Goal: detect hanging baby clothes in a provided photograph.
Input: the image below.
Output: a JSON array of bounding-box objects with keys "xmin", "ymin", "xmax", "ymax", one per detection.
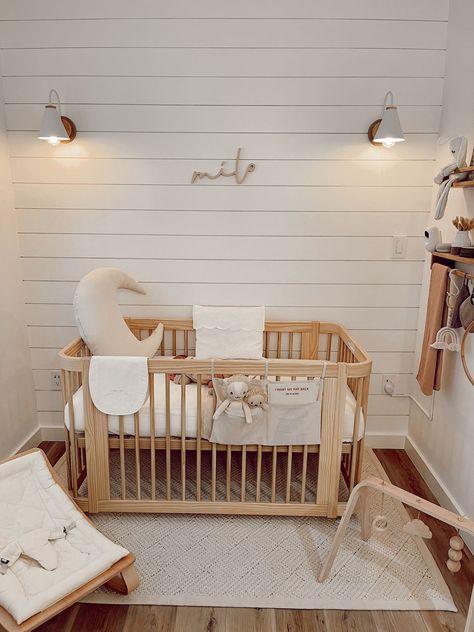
[{"xmin": 452, "ymin": 278, "xmax": 470, "ymax": 329}]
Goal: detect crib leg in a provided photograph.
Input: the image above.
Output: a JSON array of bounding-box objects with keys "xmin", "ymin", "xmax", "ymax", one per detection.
[{"xmin": 105, "ymin": 564, "xmax": 139, "ymax": 595}]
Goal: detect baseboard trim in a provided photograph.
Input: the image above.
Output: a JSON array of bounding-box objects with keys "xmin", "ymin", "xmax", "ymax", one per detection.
[
  {"xmin": 365, "ymin": 433, "xmax": 406, "ymax": 449},
  {"xmin": 14, "ymin": 426, "xmax": 43, "ymax": 454},
  {"xmin": 406, "ymin": 434, "xmax": 473, "ymax": 553},
  {"xmin": 39, "ymin": 425, "xmax": 65, "ymax": 442}
]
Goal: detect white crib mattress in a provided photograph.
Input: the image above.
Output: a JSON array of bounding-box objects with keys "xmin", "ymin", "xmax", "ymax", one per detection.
[{"xmin": 65, "ymin": 373, "xmax": 365, "ymax": 443}]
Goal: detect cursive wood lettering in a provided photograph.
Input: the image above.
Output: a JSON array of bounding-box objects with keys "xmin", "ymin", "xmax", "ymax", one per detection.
[{"xmin": 191, "ymin": 148, "xmax": 256, "ymax": 184}]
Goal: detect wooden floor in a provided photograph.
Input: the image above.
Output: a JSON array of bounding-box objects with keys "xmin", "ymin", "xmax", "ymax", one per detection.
[{"xmin": 31, "ymin": 442, "xmax": 472, "ymax": 632}]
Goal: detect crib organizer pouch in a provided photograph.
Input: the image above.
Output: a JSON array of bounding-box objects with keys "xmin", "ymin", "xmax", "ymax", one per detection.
[
  {"xmin": 210, "ymin": 362, "xmax": 326, "ymax": 446},
  {"xmin": 59, "ymin": 319, "xmax": 371, "ymax": 518}
]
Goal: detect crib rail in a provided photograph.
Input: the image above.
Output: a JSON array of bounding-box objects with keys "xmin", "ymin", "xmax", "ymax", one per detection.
[{"xmin": 59, "ymin": 319, "xmax": 370, "ymax": 517}]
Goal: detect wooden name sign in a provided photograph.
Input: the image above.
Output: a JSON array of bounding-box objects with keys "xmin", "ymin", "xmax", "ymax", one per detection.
[{"xmin": 191, "ymin": 148, "xmax": 256, "ymax": 184}]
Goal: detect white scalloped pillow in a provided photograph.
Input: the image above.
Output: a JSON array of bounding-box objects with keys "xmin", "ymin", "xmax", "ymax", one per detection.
[{"xmin": 193, "ymin": 305, "xmax": 265, "ymax": 359}]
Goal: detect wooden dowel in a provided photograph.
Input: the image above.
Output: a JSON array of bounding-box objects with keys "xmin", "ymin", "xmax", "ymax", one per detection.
[
  {"xmin": 349, "ymin": 379, "xmax": 363, "ymax": 491},
  {"xmin": 149, "ymin": 373, "xmax": 156, "ymax": 500},
  {"xmin": 165, "ymin": 375, "xmax": 171, "ymax": 501},
  {"xmin": 211, "ymin": 444, "xmax": 217, "ymax": 501},
  {"xmin": 326, "ymin": 333, "xmax": 333, "ymax": 361},
  {"xmin": 66, "ymin": 372, "xmax": 78, "ymax": 497},
  {"xmin": 119, "ymin": 415, "xmax": 126, "ymax": 500},
  {"xmin": 184, "ymin": 330, "xmax": 189, "ymax": 356},
  {"xmin": 172, "ymin": 330, "xmax": 177, "ymax": 356},
  {"xmin": 301, "ymin": 445, "xmax": 308, "ymax": 503},
  {"xmin": 286, "ymin": 446, "xmax": 293, "ymax": 503},
  {"xmin": 271, "ymin": 446, "xmax": 277, "ymax": 503},
  {"xmin": 277, "ymin": 332, "xmax": 282, "ymax": 358},
  {"xmin": 256, "ymin": 444, "xmax": 262, "ymax": 503},
  {"xmin": 288, "ymin": 332, "xmax": 293, "ymax": 359},
  {"xmin": 160, "ymin": 335, "xmax": 165, "ymax": 356},
  {"xmin": 181, "ymin": 379, "xmax": 186, "ymax": 501},
  {"xmin": 196, "ymin": 375, "xmax": 202, "ymax": 501},
  {"xmin": 134, "ymin": 413, "xmax": 141, "ymax": 500},
  {"xmin": 226, "ymin": 445, "xmax": 232, "ymax": 501},
  {"xmin": 241, "ymin": 446, "xmax": 247, "ymax": 502}
]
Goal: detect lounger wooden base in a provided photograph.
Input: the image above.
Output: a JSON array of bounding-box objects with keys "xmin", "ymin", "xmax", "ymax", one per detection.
[{"xmin": 0, "ymin": 553, "xmax": 138, "ymax": 632}]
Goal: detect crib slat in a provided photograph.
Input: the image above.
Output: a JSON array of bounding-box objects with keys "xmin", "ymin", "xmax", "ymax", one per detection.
[
  {"xmin": 289, "ymin": 332, "xmax": 293, "ymax": 359},
  {"xmin": 277, "ymin": 332, "xmax": 282, "ymax": 358},
  {"xmin": 148, "ymin": 373, "xmax": 156, "ymax": 500},
  {"xmin": 241, "ymin": 446, "xmax": 247, "ymax": 502},
  {"xmin": 350, "ymin": 380, "xmax": 364, "ymax": 492},
  {"xmin": 134, "ymin": 413, "xmax": 141, "ymax": 500},
  {"xmin": 264, "ymin": 331, "xmax": 269, "ymax": 357},
  {"xmin": 160, "ymin": 335, "xmax": 165, "ymax": 356},
  {"xmin": 286, "ymin": 446, "xmax": 293, "ymax": 503},
  {"xmin": 196, "ymin": 374, "xmax": 202, "ymax": 501},
  {"xmin": 256, "ymin": 444, "xmax": 262, "ymax": 502},
  {"xmin": 65, "ymin": 372, "xmax": 78, "ymax": 497},
  {"xmin": 226, "ymin": 445, "xmax": 232, "ymax": 501},
  {"xmin": 326, "ymin": 333, "xmax": 333, "ymax": 361},
  {"xmin": 301, "ymin": 445, "xmax": 308, "ymax": 503},
  {"xmin": 184, "ymin": 330, "xmax": 189, "ymax": 356},
  {"xmin": 165, "ymin": 374, "xmax": 171, "ymax": 501},
  {"xmin": 172, "ymin": 330, "xmax": 177, "ymax": 355},
  {"xmin": 271, "ymin": 446, "xmax": 277, "ymax": 502},
  {"xmin": 211, "ymin": 444, "xmax": 217, "ymax": 501},
  {"xmin": 119, "ymin": 415, "xmax": 126, "ymax": 500},
  {"xmin": 181, "ymin": 379, "xmax": 186, "ymax": 501}
]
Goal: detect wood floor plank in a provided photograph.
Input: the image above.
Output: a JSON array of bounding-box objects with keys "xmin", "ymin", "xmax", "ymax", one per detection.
[{"xmin": 30, "ymin": 443, "xmax": 468, "ymax": 632}]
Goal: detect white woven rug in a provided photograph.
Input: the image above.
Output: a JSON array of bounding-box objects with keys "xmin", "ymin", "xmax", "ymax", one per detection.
[{"xmin": 57, "ymin": 450, "xmax": 455, "ymax": 611}]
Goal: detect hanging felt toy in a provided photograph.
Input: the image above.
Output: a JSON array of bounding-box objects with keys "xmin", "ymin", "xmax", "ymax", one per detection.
[
  {"xmin": 213, "ymin": 374, "xmax": 253, "ymax": 424},
  {"xmin": 245, "ymin": 383, "xmax": 269, "ymax": 412}
]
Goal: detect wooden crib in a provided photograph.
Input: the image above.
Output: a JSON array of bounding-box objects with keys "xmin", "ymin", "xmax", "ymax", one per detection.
[{"xmin": 59, "ymin": 319, "xmax": 371, "ymax": 518}]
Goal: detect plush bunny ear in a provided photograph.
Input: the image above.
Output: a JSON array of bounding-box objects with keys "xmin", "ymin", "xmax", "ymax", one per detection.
[{"xmin": 73, "ymin": 268, "xmax": 163, "ymax": 357}]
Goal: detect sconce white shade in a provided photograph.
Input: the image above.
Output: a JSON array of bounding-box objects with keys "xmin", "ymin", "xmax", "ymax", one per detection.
[
  {"xmin": 38, "ymin": 105, "xmax": 69, "ymax": 145},
  {"xmin": 368, "ymin": 91, "xmax": 405, "ymax": 148},
  {"xmin": 37, "ymin": 89, "xmax": 76, "ymax": 145}
]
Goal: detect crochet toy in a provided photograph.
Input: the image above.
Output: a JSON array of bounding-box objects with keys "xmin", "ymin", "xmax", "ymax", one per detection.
[
  {"xmin": 169, "ymin": 355, "xmax": 214, "ymax": 388},
  {"xmin": 245, "ymin": 383, "xmax": 269, "ymax": 412},
  {"xmin": 213, "ymin": 374, "xmax": 252, "ymax": 424}
]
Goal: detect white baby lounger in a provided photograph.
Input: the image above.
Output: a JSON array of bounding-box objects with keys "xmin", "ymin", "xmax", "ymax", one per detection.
[{"xmin": 0, "ymin": 449, "xmax": 138, "ymax": 631}]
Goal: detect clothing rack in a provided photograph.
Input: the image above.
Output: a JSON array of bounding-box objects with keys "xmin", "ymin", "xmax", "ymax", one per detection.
[{"xmin": 450, "ymin": 268, "xmax": 474, "ymax": 281}]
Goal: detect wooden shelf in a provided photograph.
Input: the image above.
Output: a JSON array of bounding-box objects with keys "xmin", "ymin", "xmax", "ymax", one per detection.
[
  {"xmin": 453, "ymin": 180, "xmax": 474, "ymax": 188},
  {"xmin": 453, "ymin": 166, "xmax": 474, "ymax": 187},
  {"xmin": 432, "ymin": 251, "xmax": 474, "ymax": 265}
]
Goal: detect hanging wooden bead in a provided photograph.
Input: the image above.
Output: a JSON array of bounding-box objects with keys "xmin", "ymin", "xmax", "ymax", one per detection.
[
  {"xmin": 446, "ymin": 559, "xmax": 461, "ymax": 573},
  {"xmin": 448, "ymin": 548, "xmax": 463, "ymax": 562},
  {"xmin": 446, "ymin": 533, "xmax": 465, "ymax": 573},
  {"xmin": 449, "ymin": 535, "xmax": 465, "ymax": 551}
]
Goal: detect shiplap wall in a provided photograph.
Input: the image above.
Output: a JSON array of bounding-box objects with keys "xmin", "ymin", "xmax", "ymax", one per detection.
[{"xmin": 0, "ymin": 0, "xmax": 448, "ymax": 444}]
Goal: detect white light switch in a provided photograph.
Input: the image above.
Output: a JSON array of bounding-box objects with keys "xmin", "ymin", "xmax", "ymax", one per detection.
[{"xmin": 392, "ymin": 234, "xmax": 407, "ymax": 259}]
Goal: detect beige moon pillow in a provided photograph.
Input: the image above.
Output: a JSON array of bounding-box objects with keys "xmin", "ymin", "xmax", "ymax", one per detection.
[{"xmin": 73, "ymin": 267, "xmax": 163, "ymax": 357}]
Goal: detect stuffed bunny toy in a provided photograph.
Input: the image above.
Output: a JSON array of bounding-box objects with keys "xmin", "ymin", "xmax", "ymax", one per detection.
[
  {"xmin": 213, "ymin": 374, "xmax": 252, "ymax": 424},
  {"xmin": 245, "ymin": 384, "xmax": 269, "ymax": 412}
]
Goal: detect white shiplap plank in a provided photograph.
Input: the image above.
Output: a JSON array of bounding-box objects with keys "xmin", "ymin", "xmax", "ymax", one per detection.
[
  {"xmin": 16, "ymin": 210, "xmax": 429, "ymax": 237},
  {"xmin": 22, "ymin": 281, "xmax": 422, "ymax": 308},
  {"xmin": 13, "ymin": 184, "xmax": 432, "ymax": 211},
  {"xmin": 20, "ymin": 259, "xmax": 425, "ymax": 285},
  {"xmin": 28, "ymin": 346, "xmax": 413, "ymax": 373},
  {"xmin": 5, "ymin": 104, "xmax": 441, "ymax": 133},
  {"xmin": 1, "ymin": 48, "xmax": 446, "ymax": 78},
  {"xmin": 0, "ymin": 20, "xmax": 447, "ymax": 50},
  {"xmin": 3, "ymin": 76, "xmax": 443, "ymax": 106},
  {"xmin": 7, "ymin": 131, "xmax": 439, "ymax": 161},
  {"xmin": 24, "ymin": 304, "xmax": 419, "ymax": 330},
  {"xmin": 0, "ymin": 0, "xmax": 449, "ymax": 21},
  {"xmin": 27, "ymin": 326, "xmax": 417, "ymax": 353},
  {"xmin": 10, "ymin": 158, "xmax": 434, "ymax": 187},
  {"xmin": 18, "ymin": 234, "xmax": 425, "ymax": 260}
]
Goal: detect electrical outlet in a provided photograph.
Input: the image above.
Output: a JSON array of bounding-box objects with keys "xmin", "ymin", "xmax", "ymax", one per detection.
[
  {"xmin": 382, "ymin": 374, "xmax": 398, "ymax": 395},
  {"xmin": 392, "ymin": 234, "xmax": 407, "ymax": 259},
  {"xmin": 51, "ymin": 372, "xmax": 62, "ymax": 390}
]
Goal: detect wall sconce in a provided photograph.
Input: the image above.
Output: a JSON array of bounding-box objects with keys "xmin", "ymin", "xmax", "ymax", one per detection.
[
  {"xmin": 38, "ymin": 89, "xmax": 76, "ymax": 146},
  {"xmin": 367, "ymin": 91, "xmax": 405, "ymax": 148}
]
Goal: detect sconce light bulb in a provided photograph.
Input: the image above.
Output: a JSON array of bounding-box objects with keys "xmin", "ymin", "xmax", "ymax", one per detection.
[
  {"xmin": 382, "ymin": 138, "xmax": 396, "ymax": 149},
  {"xmin": 47, "ymin": 136, "xmax": 61, "ymax": 146}
]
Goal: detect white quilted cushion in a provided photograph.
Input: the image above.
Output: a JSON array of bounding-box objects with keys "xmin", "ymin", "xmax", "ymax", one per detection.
[{"xmin": 0, "ymin": 451, "xmax": 128, "ymax": 625}]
